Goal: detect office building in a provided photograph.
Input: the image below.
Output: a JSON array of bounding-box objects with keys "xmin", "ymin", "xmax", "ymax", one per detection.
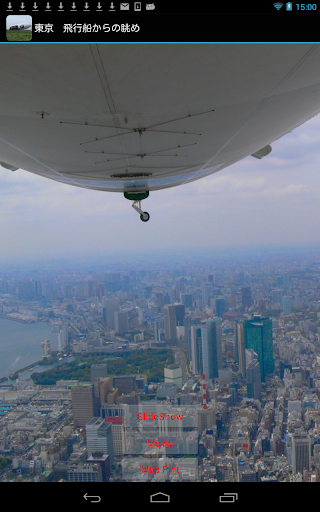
[
  {"xmin": 245, "ymin": 349, "xmax": 261, "ymax": 400},
  {"xmin": 236, "ymin": 321, "xmax": 245, "ymax": 373},
  {"xmin": 87, "ymin": 452, "xmax": 111, "ymax": 482},
  {"xmin": 229, "ymin": 294, "xmax": 237, "ymax": 309},
  {"xmin": 71, "ymin": 384, "xmax": 95, "ymax": 428},
  {"xmin": 190, "ymin": 325, "xmax": 203, "ymax": 375},
  {"xmin": 91, "ymin": 364, "xmax": 108, "ymax": 384},
  {"xmin": 68, "ymin": 463, "xmax": 102, "ymax": 482},
  {"xmin": 104, "ymin": 298, "xmax": 120, "ymax": 330},
  {"xmin": 164, "ymin": 364, "xmax": 183, "ymax": 388},
  {"xmin": 282, "ymin": 295, "xmax": 291, "ymax": 314},
  {"xmin": 201, "ymin": 319, "xmax": 222, "ymax": 380},
  {"xmin": 164, "ymin": 303, "xmax": 185, "ymax": 343},
  {"xmin": 197, "ymin": 407, "xmax": 216, "ymax": 434},
  {"xmin": 215, "ymin": 297, "xmax": 226, "ymax": 318},
  {"xmin": 86, "ymin": 417, "xmax": 114, "ymax": 464},
  {"xmin": 98, "ymin": 378, "xmax": 117, "ymax": 404},
  {"xmin": 272, "ymin": 288, "xmax": 284, "ymax": 305},
  {"xmin": 114, "ymin": 310, "xmax": 129, "ymax": 334},
  {"xmin": 100, "ymin": 405, "xmax": 129, "ymax": 456},
  {"xmin": 292, "ymin": 433, "xmax": 311, "ymax": 474},
  {"xmin": 202, "ymin": 284, "xmax": 214, "ymax": 307},
  {"xmin": 180, "ymin": 293, "xmax": 193, "ymax": 308},
  {"xmin": 241, "ymin": 286, "xmax": 252, "ymax": 309},
  {"xmin": 243, "ymin": 315, "xmax": 274, "ymax": 382},
  {"xmin": 113, "ymin": 375, "xmax": 137, "ymax": 395},
  {"xmin": 154, "ymin": 317, "xmax": 165, "ymax": 342}
]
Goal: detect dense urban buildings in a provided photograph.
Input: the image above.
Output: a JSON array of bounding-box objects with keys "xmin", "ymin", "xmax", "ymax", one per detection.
[{"xmin": 1, "ymin": 248, "xmax": 320, "ymax": 482}]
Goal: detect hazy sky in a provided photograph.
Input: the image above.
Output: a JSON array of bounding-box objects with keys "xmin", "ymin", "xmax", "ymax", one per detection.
[{"xmin": 1, "ymin": 113, "xmax": 320, "ymax": 263}]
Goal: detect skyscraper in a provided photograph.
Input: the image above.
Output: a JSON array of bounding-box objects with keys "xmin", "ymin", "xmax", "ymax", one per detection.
[
  {"xmin": 154, "ymin": 317, "xmax": 165, "ymax": 342},
  {"xmin": 71, "ymin": 384, "xmax": 95, "ymax": 428},
  {"xmin": 202, "ymin": 284, "xmax": 214, "ymax": 307},
  {"xmin": 282, "ymin": 295, "xmax": 292, "ymax": 314},
  {"xmin": 180, "ymin": 293, "xmax": 193, "ymax": 308},
  {"xmin": 215, "ymin": 297, "xmax": 226, "ymax": 318},
  {"xmin": 201, "ymin": 319, "xmax": 222, "ymax": 380},
  {"xmin": 241, "ymin": 286, "xmax": 252, "ymax": 309},
  {"xmin": 272, "ymin": 288, "xmax": 284, "ymax": 305},
  {"xmin": 292, "ymin": 433, "xmax": 311, "ymax": 474},
  {"xmin": 236, "ymin": 321, "xmax": 245, "ymax": 373},
  {"xmin": 245, "ymin": 349, "xmax": 261, "ymax": 400},
  {"xmin": 86, "ymin": 417, "xmax": 114, "ymax": 464},
  {"xmin": 114, "ymin": 310, "xmax": 129, "ymax": 334},
  {"xmin": 243, "ymin": 315, "xmax": 274, "ymax": 382},
  {"xmin": 91, "ymin": 364, "xmax": 108, "ymax": 383},
  {"xmin": 164, "ymin": 303, "xmax": 185, "ymax": 344},
  {"xmin": 104, "ymin": 298, "xmax": 120, "ymax": 330},
  {"xmin": 190, "ymin": 325, "xmax": 203, "ymax": 375}
]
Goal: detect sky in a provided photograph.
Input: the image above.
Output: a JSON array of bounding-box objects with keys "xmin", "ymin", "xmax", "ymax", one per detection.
[{"xmin": 1, "ymin": 106, "xmax": 320, "ymax": 264}]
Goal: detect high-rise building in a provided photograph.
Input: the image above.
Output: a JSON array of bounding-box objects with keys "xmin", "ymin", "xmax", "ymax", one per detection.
[
  {"xmin": 197, "ymin": 407, "xmax": 216, "ymax": 434},
  {"xmin": 164, "ymin": 306, "xmax": 176, "ymax": 342},
  {"xmin": 154, "ymin": 317, "xmax": 165, "ymax": 342},
  {"xmin": 104, "ymin": 298, "xmax": 120, "ymax": 330},
  {"xmin": 245, "ymin": 349, "xmax": 261, "ymax": 400},
  {"xmin": 180, "ymin": 293, "xmax": 193, "ymax": 308},
  {"xmin": 49, "ymin": 323, "xmax": 69, "ymax": 352},
  {"xmin": 236, "ymin": 321, "xmax": 245, "ymax": 373},
  {"xmin": 202, "ymin": 284, "xmax": 214, "ymax": 307},
  {"xmin": 243, "ymin": 315, "xmax": 274, "ymax": 382},
  {"xmin": 164, "ymin": 364, "xmax": 183, "ymax": 388},
  {"xmin": 114, "ymin": 310, "xmax": 129, "ymax": 334},
  {"xmin": 91, "ymin": 364, "xmax": 109, "ymax": 399},
  {"xmin": 87, "ymin": 452, "xmax": 111, "ymax": 482},
  {"xmin": 164, "ymin": 303, "xmax": 185, "ymax": 343},
  {"xmin": 71, "ymin": 384, "xmax": 95, "ymax": 428},
  {"xmin": 292, "ymin": 433, "xmax": 311, "ymax": 474},
  {"xmin": 98, "ymin": 378, "xmax": 115, "ymax": 403},
  {"xmin": 215, "ymin": 297, "xmax": 226, "ymax": 318},
  {"xmin": 100, "ymin": 405, "xmax": 129, "ymax": 456},
  {"xmin": 229, "ymin": 294, "xmax": 237, "ymax": 309},
  {"xmin": 190, "ymin": 325, "xmax": 203, "ymax": 375},
  {"xmin": 174, "ymin": 303, "xmax": 185, "ymax": 326},
  {"xmin": 241, "ymin": 286, "xmax": 252, "ymax": 309},
  {"xmin": 282, "ymin": 295, "xmax": 292, "ymax": 314},
  {"xmin": 91, "ymin": 364, "xmax": 108, "ymax": 383},
  {"xmin": 68, "ymin": 463, "xmax": 102, "ymax": 482},
  {"xmin": 184, "ymin": 316, "xmax": 192, "ymax": 360},
  {"xmin": 113, "ymin": 375, "xmax": 137, "ymax": 395},
  {"xmin": 201, "ymin": 319, "xmax": 222, "ymax": 380},
  {"xmin": 272, "ymin": 288, "xmax": 284, "ymax": 305},
  {"xmin": 86, "ymin": 417, "xmax": 114, "ymax": 464}
]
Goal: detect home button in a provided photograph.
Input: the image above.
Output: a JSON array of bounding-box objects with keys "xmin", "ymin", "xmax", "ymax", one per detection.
[{"xmin": 150, "ymin": 493, "xmax": 170, "ymax": 503}]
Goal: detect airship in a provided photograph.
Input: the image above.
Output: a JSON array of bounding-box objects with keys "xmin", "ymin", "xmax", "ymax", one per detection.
[
  {"xmin": 0, "ymin": 44, "xmax": 320, "ymax": 221},
  {"xmin": 9, "ymin": 24, "xmax": 31, "ymax": 30}
]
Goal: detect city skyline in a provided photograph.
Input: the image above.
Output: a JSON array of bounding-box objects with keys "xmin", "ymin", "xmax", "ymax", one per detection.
[{"xmin": 1, "ymin": 248, "xmax": 320, "ymax": 482}]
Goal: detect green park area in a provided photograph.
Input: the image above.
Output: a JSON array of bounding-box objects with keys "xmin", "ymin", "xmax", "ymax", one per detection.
[
  {"xmin": 6, "ymin": 30, "xmax": 32, "ymax": 42},
  {"xmin": 31, "ymin": 349, "xmax": 174, "ymax": 385}
]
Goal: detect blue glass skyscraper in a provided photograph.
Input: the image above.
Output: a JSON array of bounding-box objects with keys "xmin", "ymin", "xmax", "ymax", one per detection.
[{"xmin": 243, "ymin": 315, "xmax": 274, "ymax": 382}]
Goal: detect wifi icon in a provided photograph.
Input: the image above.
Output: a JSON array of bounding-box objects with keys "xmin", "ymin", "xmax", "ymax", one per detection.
[{"xmin": 273, "ymin": 2, "xmax": 284, "ymax": 8}]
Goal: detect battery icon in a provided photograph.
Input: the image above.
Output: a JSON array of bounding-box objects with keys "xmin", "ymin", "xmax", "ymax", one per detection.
[{"xmin": 219, "ymin": 494, "xmax": 238, "ymax": 503}]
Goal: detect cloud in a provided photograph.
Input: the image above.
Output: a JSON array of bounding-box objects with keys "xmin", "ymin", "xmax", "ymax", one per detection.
[{"xmin": 1, "ymin": 113, "xmax": 320, "ymax": 261}]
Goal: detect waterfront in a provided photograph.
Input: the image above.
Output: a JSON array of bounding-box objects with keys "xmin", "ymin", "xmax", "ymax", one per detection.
[{"xmin": 0, "ymin": 318, "xmax": 51, "ymax": 380}]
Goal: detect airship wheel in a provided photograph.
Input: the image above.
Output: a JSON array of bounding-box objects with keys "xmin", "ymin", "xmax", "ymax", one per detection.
[{"xmin": 140, "ymin": 212, "xmax": 150, "ymax": 222}]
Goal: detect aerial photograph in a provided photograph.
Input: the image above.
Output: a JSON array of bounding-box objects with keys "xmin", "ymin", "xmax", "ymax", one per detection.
[{"xmin": 0, "ymin": 42, "xmax": 320, "ymax": 486}]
